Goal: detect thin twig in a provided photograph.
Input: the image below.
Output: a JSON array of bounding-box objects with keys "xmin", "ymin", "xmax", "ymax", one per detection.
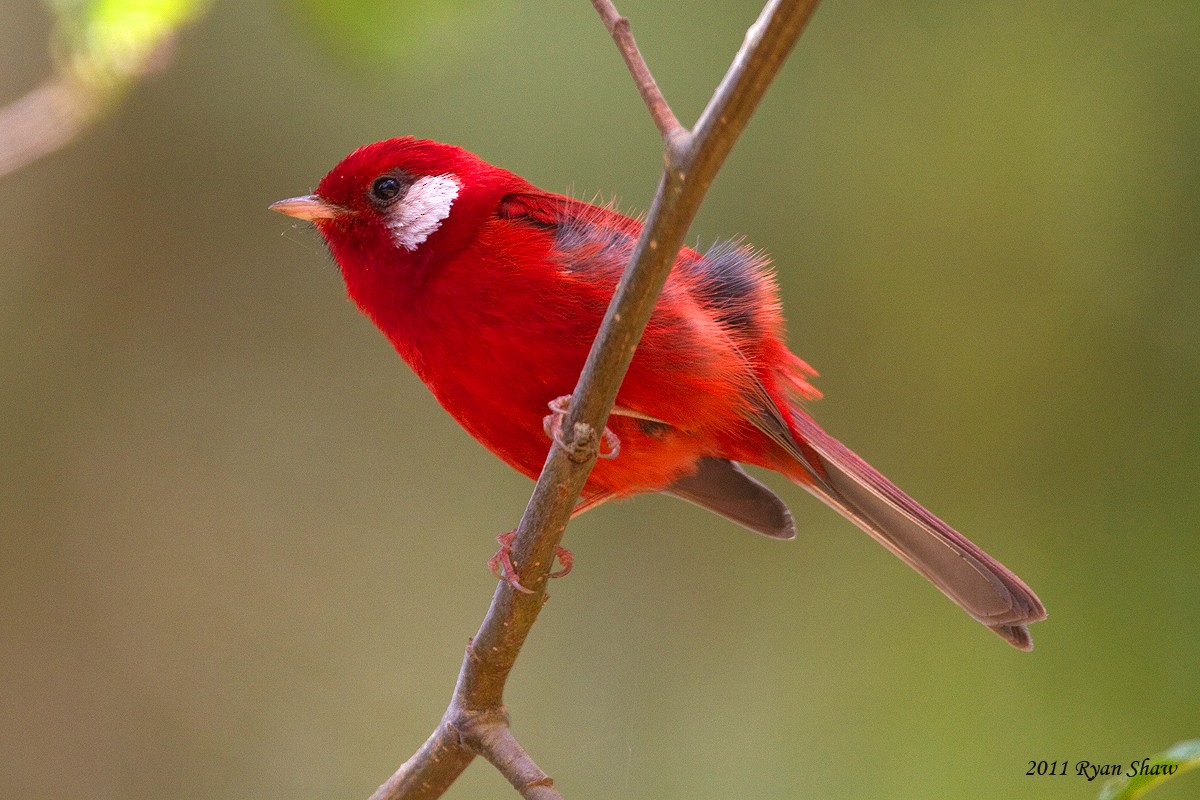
[
  {"xmin": 589, "ymin": 0, "xmax": 683, "ymax": 142},
  {"xmin": 561, "ymin": 0, "xmax": 821, "ymax": 445},
  {"xmin": 375, "ymin": 2, "xmax": 822, "ymax": 797},
  {"xmin": 369, "ymin": 723, "xmax": 473, "ymax": 800},
  {"xmin": 370, "ymin": 706, "xmax": 562, "ymax": 800},
  {"xmin": 472, "ymin": 723, "xmax": 564, "ymax": 800}
]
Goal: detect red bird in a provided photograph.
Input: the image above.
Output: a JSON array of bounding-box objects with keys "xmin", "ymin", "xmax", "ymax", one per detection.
[{"xmin": 272, "ymin": 137, "xmax": 1045, "ymax": 649}]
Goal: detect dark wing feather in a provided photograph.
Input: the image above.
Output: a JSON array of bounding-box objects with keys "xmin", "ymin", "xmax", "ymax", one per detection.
[{"xmin": 497, "ymin": 191, "xmax": 641, "ymax": 252}]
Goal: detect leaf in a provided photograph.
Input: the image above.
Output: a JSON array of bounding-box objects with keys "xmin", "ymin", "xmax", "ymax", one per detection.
[{"xmin": 1098, "ymin": 740, "xmax": 1200, "ymax": 800}]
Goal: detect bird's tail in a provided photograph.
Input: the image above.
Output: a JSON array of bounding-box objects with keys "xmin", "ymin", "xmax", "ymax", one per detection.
[{"xmin": 786, "ymin": 411, "xmax": 1046, "ymax": 650}]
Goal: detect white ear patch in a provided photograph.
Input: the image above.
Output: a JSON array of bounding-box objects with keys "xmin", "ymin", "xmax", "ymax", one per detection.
[{"xmin": 385, "ymin": 174, "xmax": 462, "ymax": 251}]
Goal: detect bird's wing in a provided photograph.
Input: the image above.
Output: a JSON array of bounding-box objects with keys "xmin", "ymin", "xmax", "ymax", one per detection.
[
  {"xmin": 496, "ymin": 190, "xmax": 642, "ymax": 246},
  {"xmin": 500, "ymin": 189, "xmax": 826, "ymax": 462}
]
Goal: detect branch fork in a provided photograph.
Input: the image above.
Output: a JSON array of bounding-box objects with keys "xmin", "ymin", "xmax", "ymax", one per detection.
[{"xmin": 375, "ymin": 2, "xmax": 822, "ymax": 797}]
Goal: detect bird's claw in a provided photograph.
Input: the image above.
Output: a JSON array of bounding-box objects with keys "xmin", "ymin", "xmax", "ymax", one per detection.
[
  {"xmin": 542, "ymin": 394, "xmax": 620, "ymax": 460},
  {"xmin": 488, "ymin": 531, "xmax": 574, "ymax": 594}
]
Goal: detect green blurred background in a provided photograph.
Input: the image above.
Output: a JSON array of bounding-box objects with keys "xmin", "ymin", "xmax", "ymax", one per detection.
[{"xmin": 2, "ymin": 1, "xmax": 1197, "ymax": 798}]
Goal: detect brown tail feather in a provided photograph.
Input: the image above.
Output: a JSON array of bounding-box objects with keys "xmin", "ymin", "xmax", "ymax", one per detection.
[
  {"xmin": 789, "ymin": 412, "xmax": 1046, "ymax": 650},
  {"xmin": 665, "ymin": 457, "xmax": 796, "ymax": 540}
]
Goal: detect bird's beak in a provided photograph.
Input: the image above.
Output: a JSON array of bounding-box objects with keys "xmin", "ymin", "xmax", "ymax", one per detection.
[{"xmin": 269, "ymin": 194, "xmax": 347, "ymax": 221}]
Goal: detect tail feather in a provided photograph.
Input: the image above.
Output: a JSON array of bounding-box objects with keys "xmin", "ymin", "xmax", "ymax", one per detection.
[
  {"xmin": 788, "ymin": 412, "xmax": 1046, "ymax": 650},
  {"xmin": 665, "ymin": 457, "xmax": 797, "ymax": 540}
]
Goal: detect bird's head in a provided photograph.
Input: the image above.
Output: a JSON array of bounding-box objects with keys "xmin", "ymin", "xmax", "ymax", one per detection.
[{"xmin": 271, "ymin": 138, "xmax": 529, "ymax": 272}]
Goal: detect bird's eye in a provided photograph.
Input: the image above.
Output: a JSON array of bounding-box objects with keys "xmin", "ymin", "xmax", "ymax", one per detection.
[{"xmin": 370, "ymin": 176, "xmax": 404, "ymax": 204}]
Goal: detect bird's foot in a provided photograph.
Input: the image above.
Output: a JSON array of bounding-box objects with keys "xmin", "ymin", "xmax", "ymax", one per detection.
[
  {"xmin": 488, "ymin": 530, "xmax": 574, "ymax": 595},
  {"xmin": 542, "ymin": 394, "xmax": 621, "ymax": 461}
]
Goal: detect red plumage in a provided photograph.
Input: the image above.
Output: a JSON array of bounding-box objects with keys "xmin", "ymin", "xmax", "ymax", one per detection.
[{"xmin": 272, "ymin": 137, "xmax": 1045, "ymax": 649}]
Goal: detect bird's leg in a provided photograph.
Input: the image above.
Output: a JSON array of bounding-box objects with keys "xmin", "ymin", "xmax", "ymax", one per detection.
[
  {"xmin": 496, "ymin": 395, "xmax": 616, "ymax": 591},
  {"xmin": 486, "ymin": 494, "xmax": 610, "ymax": 593},
  {"xmin": 488, "ymin": 530, "xmax": 575, "ymax": 595},
  {"xmin": 488, "ymin": 531, "xmax": 533, "ymax": 594},
  {"xmin": 489, "ymin": 396, "xmax": 620, "ymax": 592},
  {"xmin": 542, "ymin": 394, "xmax": 621, "ymax": 461}
]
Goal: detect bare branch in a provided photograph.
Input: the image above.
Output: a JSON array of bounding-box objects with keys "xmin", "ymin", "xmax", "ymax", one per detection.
[
  {"xmin": 589, "ymin": 0, "xmax": 683, "ymax": 141},
  {"xmin": 564, "ymin": 0, "xmax": 822, "ymax": 447},
  {"xmin": 378, "ymin": 1, "xmax": 822, "ymax": 797},
  {"xmin": 371, "ymin": 704, "xmax": 562, "ymax": 800},
  {"xmin": 471, "ymin": 723, "xmax": 564, "ymax": 800},
  {"xmin": 369, "ymin": 723, "xmax": 473, "ymax": 800},
  {"xmin": 689, "ymin": 0, "xmax": 822, "ymax": 186}
]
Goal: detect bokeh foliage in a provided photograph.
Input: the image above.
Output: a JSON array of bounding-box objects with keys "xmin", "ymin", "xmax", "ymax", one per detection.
[{"xmin": 49, "ymin": 0, "xmax": 209, "ymax": 92}]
